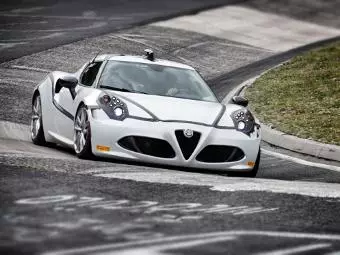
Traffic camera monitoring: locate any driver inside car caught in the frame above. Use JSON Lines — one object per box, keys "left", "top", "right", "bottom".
{"left": 164, "top": 71, "right": 199, "bottom": 98}
{"left": 165, "top": 72, "right": 181, "bottom": 96}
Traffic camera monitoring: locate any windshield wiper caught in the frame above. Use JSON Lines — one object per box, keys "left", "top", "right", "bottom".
{"left": 99, "top": 85, "right": 148, "bottom": 94}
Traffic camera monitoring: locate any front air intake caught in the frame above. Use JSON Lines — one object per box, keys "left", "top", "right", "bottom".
{"left": 196, "top": 145, "right": 245, "bottom": 163}
{"left": 175, "top": 130, "right": 201, "bottom": 160}
{"left": 118, "top": 136, "right": 175, "bottom": 158}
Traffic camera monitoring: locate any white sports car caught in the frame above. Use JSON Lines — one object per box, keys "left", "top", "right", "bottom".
{"left": 31, "top": 50, "right": 261, "bottom": 177}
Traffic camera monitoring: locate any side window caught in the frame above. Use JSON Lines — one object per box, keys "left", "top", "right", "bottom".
{"left": 80, "top": 62, "right": 102, "bottom": 86}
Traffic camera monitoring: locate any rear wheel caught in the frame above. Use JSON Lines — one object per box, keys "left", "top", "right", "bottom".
{"left": 74, "top": 105, "right": 92, "bottom": 159}
{"left": 31, "top": 94, "right": 46, "bottom": 145}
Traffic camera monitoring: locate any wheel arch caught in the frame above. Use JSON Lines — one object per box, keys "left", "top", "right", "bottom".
{"left": 32, "top": 89, "right": 40, "bottom": 104}
{"left": 74, "top": 101, "right": 87, "bottom": 120}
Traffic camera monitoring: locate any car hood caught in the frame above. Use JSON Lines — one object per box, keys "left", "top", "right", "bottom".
{"left": 107, "top": 91, "right": 224, "bottom": 125}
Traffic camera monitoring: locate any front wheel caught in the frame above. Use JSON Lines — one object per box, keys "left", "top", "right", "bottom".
{"left": 31, "top": 94, "right": 46, "bottom": 146}
{"left": 74, "top": 105, "right": 92, "bottom": 159}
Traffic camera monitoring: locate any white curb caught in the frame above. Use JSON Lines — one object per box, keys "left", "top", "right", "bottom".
{"left": 0, "top": 121, "right": 30, "bottom": 142}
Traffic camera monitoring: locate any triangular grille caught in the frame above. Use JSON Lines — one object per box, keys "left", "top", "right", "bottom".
{"left": 175, "top": 130, "right": 201, "bottom": 160}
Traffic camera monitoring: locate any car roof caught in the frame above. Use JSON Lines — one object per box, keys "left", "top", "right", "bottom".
{"left": 94, "top": 54, "right": 195, "bottom": 70}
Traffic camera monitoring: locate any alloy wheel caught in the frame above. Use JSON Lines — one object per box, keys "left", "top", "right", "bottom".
{"left": 74, "top": 107, "right": 89, "bottom": 154}
{"left": 31, "top": 96, "right": 41, "bottom": 139}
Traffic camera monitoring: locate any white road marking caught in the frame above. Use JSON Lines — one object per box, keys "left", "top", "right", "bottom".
{"left": 262, "top": 149, "right": 340, "bottom": 173}
{"left": 95, "top": 171, "right": 340, "bottom": 198}
{"left": 43, "top": 230, "right": 340, "bottom": 255}
{"left": 153, "top": 5, "right": 340, "bottom": 52}
{"left": 232, "top": 207, "right": 278, "bottom": 215}
{"left": 16, "top": 195, "right": 76, "bottom": 205}
{"left": 15, "top": 195, "right": 277, "bottom": 218}
{"left": 115, "top": 236, "right": 237, "bottom": 255}
{"left": 81, "top": 166, "right": 159, "bottom": 174}
{"left": 256, "top": 243, "right": 331, "bottom": 255}
{"left": 210, "top": 179, "right": 340, "bottom": 198}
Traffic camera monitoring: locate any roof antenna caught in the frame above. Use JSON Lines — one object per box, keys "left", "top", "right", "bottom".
{"left": 144, "top": 49, "right": 154, "bottom": 61}
{"left": 90, "top": 51, "right": 101, "bottom": 63}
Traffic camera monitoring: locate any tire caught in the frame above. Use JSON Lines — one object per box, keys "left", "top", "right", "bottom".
{"left": 74, "top": 105, "right": 93, "bottom": 159}
{"left": 31, "top": 94, "right": 46, "bottom": 146}
{"left": 229, "top": 148, "right": 261, "bottom": 178}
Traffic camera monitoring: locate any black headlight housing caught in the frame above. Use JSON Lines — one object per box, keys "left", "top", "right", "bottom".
{"left": 231, "top": 109, "right": 255, "bottom": 136}
{"left": 97, "top": 93, "right": 129, "bottom": 121}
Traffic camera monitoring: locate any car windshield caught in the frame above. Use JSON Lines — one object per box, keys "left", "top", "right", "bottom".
{"left": 98, "top": 60, "right": 218, "bottom": 102}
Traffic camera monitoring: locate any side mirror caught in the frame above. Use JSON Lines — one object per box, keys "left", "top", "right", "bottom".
{"left": 55, "top": 75, "right": 78, "bottom": 99}
{"left": 232, "top": 96, "right": 248, "bottom": 107}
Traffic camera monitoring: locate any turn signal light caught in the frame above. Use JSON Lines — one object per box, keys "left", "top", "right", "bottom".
{"left": 247, "top": 161, "right": 255, "bottom": 167}
{"left": 96, "top": 145, "right": 110, "bottom": 152}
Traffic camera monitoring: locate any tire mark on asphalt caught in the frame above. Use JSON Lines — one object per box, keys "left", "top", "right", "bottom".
{"left": 10, "top": 7, "right": 47, "bottom": 14}
{"left": 0, "top": 21, "right": 107, "bottom": 32}
{"left": 9, "top": 65, "right": 50, "bottom": 73}
{"left": 0, "top": 32, "right": 64, "bottom": 42}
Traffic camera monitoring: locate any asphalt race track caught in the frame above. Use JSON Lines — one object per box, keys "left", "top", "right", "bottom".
{"left": 1, "top": 1, "right": 340, "bottom": 254}
{"left": 0, "top": 0, "right": 241, "bottom": 62}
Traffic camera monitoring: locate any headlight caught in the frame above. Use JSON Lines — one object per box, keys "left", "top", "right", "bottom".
{"left": 97, "top": 93, "right": 129, "bottom": 121}
{"left": 237, "top": 121, "right": 246, "bottom": 130}
{"left": 231, "top": 109, "right": 255, "bottom": 136}
{"left": 113, "top": 107, "right": 124, "bottom": 117}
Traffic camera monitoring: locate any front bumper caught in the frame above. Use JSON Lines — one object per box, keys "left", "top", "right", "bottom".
{"left": 90, "top": 110, "right": 261, "bottom": 171}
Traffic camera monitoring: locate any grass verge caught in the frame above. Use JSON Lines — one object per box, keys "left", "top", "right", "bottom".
{"left": 245, "top": 41, "right": 340, "bottom": 146}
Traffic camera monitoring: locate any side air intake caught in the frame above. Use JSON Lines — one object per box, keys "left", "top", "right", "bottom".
{"left": 196, "top": 145, "right": 245, "bottom": 163}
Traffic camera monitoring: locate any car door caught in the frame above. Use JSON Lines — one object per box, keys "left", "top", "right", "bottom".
{"left": 54, "top": 61, "right": 103, "bottom": 144}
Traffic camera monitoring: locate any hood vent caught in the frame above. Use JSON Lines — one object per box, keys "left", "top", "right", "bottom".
{"left": 175, "top": 130, "right": 201, "bottom": 160}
